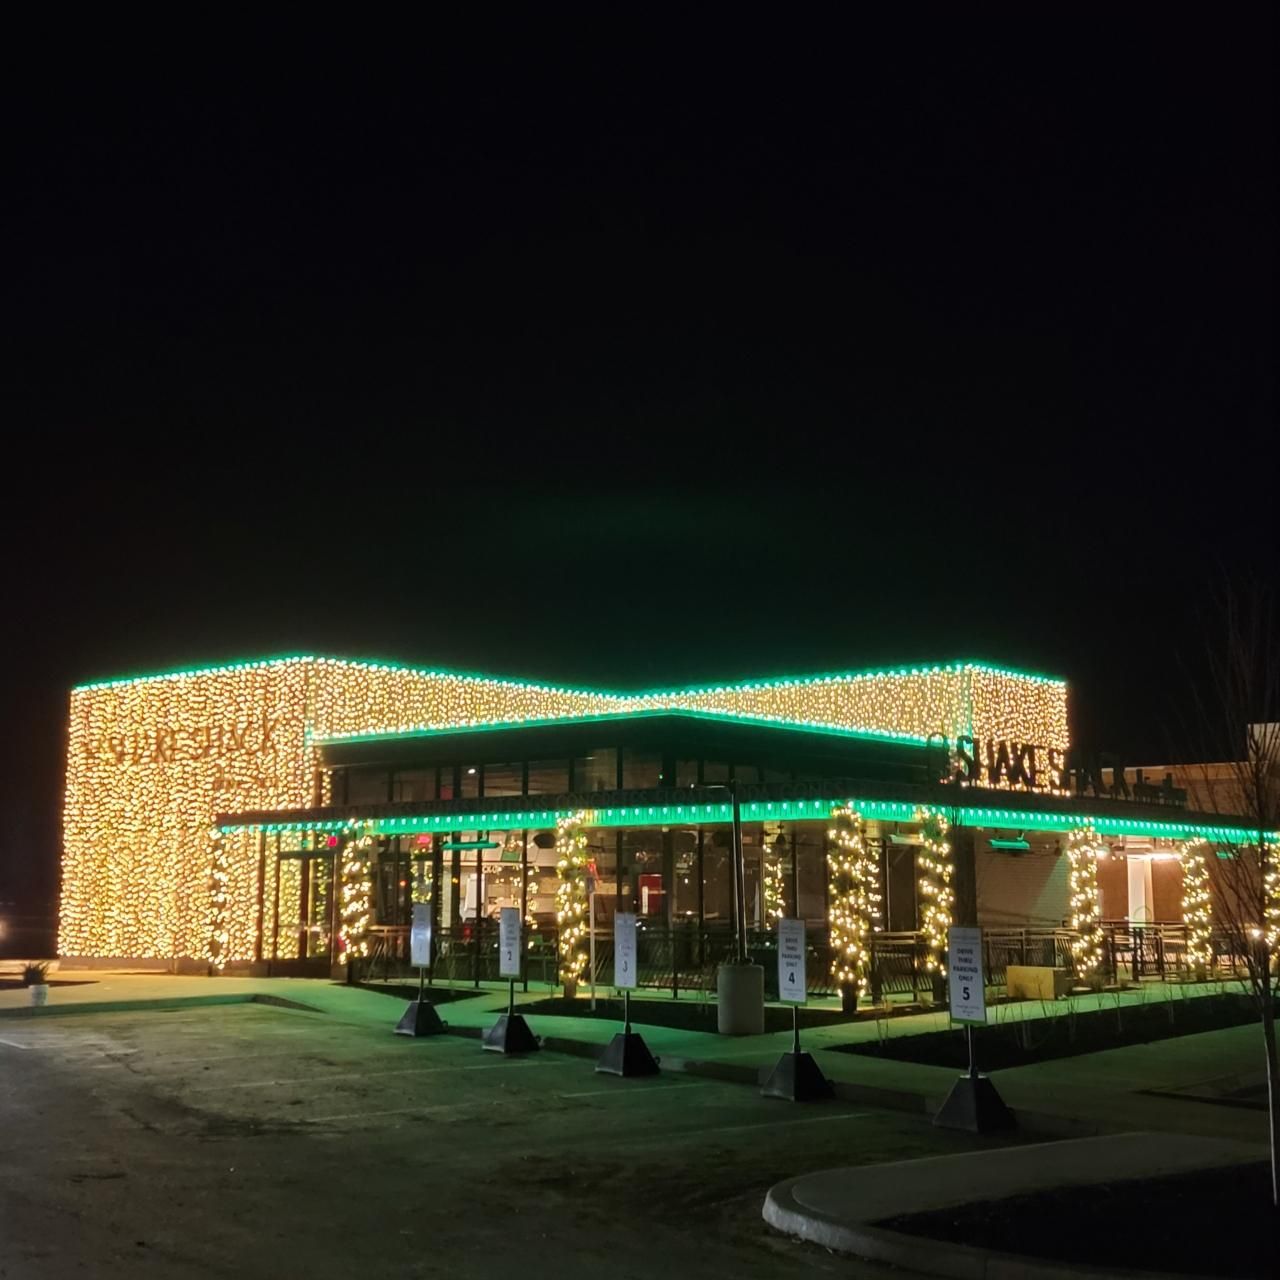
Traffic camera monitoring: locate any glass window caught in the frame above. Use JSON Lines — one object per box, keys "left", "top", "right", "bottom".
{"left": 527, "top": 760, "right": 570, "bottom": 795}
{"left": 347, "top": 768, "right": 389, "bottom": 806}
{"left": 392, "top": 770, "right": 434, "bottom": 803}
{"left": 671, "top": 828, "right": 699, "bottom": 920}
{"left": 794, "top": 823, "right": 828, "bottom": 924}
{"left": 438, "top": 768, "right": 456, "bottom": 801}
{"left": 762, "top": 766, "right": 791, "bottom": 785}
{"left": 702, "top": 827, "right": 734, "bottom": 924}
{"left": 734, "top": 764, "right": 760, "bottom": 785}
{"left": 676, "top": 759, "right": 699, "bottom": 788}
{"left": 740, "top": 822, "right": 766, "bottom": 929}
{"left": 622, "top": 750, "right": 662, "bottom": 789}
{"left": 585, "top": 830, "right": 618, "bottom": 927}
{"left": 620, "top": 828, "right": 665, "bottom": 917}
{"left": 573, "top": 748, "right": 617, "bottom": 792}
{"left": 527, "top": 829, "right": 559, "bottom": 923}
{"left": 461, "top": 765, "right": 479, "bottom": 798}
{"left": 483, "top": 762, "right": 522, "bottom": 797}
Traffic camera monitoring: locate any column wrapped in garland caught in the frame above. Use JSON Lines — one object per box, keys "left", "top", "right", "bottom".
{"left": 555, "top": 812, "right": 591, "bottom": 992}
{"left": 916, "top": 809, "right": 954, "bottom": 978}
{"left": 205, "top": 828, "right": 230, "bottom": 972}
{"left": 826, "top": 806, "right": 881, "bottom": 1005}
{"left": 338, "top": 830, "right": 374, "bottom": 963}
{"left": 1178, "top": 838, "right": 1214, "bottom": 974}
{"left": 763, "top": 850, "right": 787, "bottom": 924}
{"left": 1066, "top": 823, "right": 1106, "bottom": 978}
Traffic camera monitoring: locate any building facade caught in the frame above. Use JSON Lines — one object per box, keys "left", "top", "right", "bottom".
{"left": 60, "top": 655, "right": 1261, "bottom": 997}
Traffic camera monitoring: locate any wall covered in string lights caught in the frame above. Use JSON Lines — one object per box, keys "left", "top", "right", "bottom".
{"left": 61, "top": 654, "right": 1068, "bottom": 961}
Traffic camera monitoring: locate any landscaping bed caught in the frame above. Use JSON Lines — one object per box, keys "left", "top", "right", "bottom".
{"left": 516, "top": 995, "right": 859, "bottom": 1033}
{"left": 354, "top": 982, "right": 494, "bottom": 1005}
{"left": 878, "top": 1162, "right": 1276, "bottom": 1278}
{"left": 833, "top": 992, "right": 1265, "bottom": 1069}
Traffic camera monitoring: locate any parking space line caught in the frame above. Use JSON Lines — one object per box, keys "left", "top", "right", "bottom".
{"left": 629, "top": 1111, "right": 871, "bottom": 1144}
{"left": 184, "top": 1057, "right": 571, "bottom": 1092}
{"left": 0, "top": 1038, "right": 30, "bottom": 1050}
{"left": 556, "top": 1080, "right": 704, "bottom": 1099}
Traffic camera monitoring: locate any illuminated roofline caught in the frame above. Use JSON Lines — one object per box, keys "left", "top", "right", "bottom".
{"left": 218, "top": 795, "right": 1268, "bottom": 844}
{"left": 73, "top": 653, "right": 1065, "bottom": 695}
{"left": 310, "top": 707, "right": 935, "bottom": 749}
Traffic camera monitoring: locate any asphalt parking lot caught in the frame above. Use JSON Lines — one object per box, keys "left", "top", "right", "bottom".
{"left": 0, "top": 1000, "right": 990, "bottom": 1277}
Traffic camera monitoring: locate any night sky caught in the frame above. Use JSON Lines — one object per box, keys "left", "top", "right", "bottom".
{"left": 4, "top": 12, "right": 1274, "bottom": 916}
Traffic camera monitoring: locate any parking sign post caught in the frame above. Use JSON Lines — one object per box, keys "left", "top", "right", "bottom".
{"left": 761, "top": 918, "right": 833, "bottom": 1102}
{"left": 595, "top": 912, "right": 659, "bottom": 1077}
{"left": 482, "top": 907, "right": 540, "bottom": 1055}
{"left": 395, "top": 902, "right": 446, "bottom": 1037}
{"left": 933, "top": 926, "right": 1016, "bottom": 1132}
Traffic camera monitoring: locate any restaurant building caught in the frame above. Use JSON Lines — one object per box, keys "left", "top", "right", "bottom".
{"left": 60, "top": 655, "right": 1260, "bottom": 1000}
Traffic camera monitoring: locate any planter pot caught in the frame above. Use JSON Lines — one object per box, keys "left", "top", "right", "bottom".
{"left": 29, "top": 984, "right": 49, "bottom": 1008}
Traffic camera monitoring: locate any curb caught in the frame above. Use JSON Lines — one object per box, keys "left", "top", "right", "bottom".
{"left": 0, "top": 992, "right": 323, "bottom": 1020}
{"left": 763, "top": 1175, "right": 1207, "bottom": 1280}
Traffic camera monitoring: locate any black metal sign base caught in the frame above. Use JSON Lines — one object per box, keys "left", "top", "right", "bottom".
{"left": 761, "top": 1006, "right": 832, "bottom": 1101}
{"left": 482, "top": 1012, "right": 539, "bottom": 1054}
{"left": 596, "top": 1030, "right": 659, "bottom": 1077}
{"left": 394, "top": 999, "right": 446, "bottom": 1037}
{"left": 761, "top": 1050, "right": 833, "bottom": 1101}
{"left": 933, "top": 1073, "right": 1017, "bottom": 1132}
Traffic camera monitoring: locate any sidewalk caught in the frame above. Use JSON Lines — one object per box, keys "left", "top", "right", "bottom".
{"left": 1, "top": 971, "right": 1270, "bottom": 1145}
{"left": 763, "top": 1132, "right": 1261, "bottom": 1279}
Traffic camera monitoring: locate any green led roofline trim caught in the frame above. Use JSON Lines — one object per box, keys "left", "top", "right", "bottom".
{"left": 626, "top": 660, "right": 1065, "bottom": 698}
{"left": 71, "top": 653, "right": 626, "bottom": 698}
{"left": 219, "top": 799, "right": 1273, "bottom": 845}
{"left": 74, "top": 654, "right": 318, "bottom": 693}
{"left": 74, "top": 653, "right": 1064, "bottom": 695}
{"left": 310, "top": 707, "right": 936, "bottom": 749}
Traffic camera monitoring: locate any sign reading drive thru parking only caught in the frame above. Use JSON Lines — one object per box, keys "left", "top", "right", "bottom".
{"left": 498, "top": 906, "right": 522, "bottom": 979}
{"left": 777, "top": 917, "right": 807, "bottom": 1004}
{"left": 947, "top": 926, "right": 986, "bottom": 1024}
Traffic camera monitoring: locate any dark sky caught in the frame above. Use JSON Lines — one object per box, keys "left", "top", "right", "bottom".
{"left": 3, "top": 11, "right": 1274, "bottom": 912}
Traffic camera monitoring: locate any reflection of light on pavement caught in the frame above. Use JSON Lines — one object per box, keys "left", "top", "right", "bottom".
{"left": 0, "top": 917, "right": 7, "bottom": 941}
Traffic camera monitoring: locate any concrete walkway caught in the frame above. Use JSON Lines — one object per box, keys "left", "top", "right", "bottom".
{"left": 764, "top": 1132, "right": 1261, "bottom": 1279}
{"left": 1, "top": 971, "right": 1271, "bottom": 1146}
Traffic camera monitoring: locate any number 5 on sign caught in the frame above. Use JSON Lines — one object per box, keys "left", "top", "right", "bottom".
{"left": 947, "top": 925, "right": 986, "bottom": 1025}
{"left": 777, "top": 917, "right": 807, "bottom": 1004}
{"left": 614, "top": 912, "right": 637, "bottom": 989}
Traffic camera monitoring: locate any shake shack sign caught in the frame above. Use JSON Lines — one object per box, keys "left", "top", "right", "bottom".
{"left": 951, "top": 735, "right": 1067, "bottom": 791}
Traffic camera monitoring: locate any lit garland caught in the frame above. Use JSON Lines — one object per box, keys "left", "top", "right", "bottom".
{"left": 337, "top": 832, "right": 374, "bottom": 962}
{"left": 763, "top": 842, "right": 787, "bottom": 924}
{"left": 916, "top": 809, "right": 954, "bottom": 975}
{"left": 205, "top": 830, "right": 229, "bottom": 971}
{"left": 61, "top": 654, "right": 1069, "bottom": 962}
{"left": 1178, "top": 839, "right": 1214, "bottom": 972}
{"left": 555, "top": 812, "right": 591, "bottom": 988}
{"left": 1066, "top": 823, "right": 1106, "bottom": 977}
{"left": 826, "top": 806, "right": 881, "bottom": 990}
{"left": 1266, "top": 849, "right": 1280, "bottom": 953}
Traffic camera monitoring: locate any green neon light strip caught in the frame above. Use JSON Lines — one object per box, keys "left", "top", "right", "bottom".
{"left": 73, "top": 654, "right": 319, "bottom": 693}
{"left": 74, "top": 653, "right": 1064, "bottom": 695}
{"left": 311, "top": 707, "right": 934, "bottom": 749}
{"left": 219, "top": 797, "right": 1270, "bottom": 844}
{"left": 626, "top": 659, "right": 1065, "bottom": 697}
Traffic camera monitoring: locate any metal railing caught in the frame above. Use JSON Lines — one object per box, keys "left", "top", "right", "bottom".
{"left": 360, "top": 919, "right": 1259, "bottom": 994}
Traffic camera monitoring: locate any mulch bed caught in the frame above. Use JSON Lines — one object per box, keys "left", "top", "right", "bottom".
{"left": 879, "top": 1162, "right": 1277, "bottom": 1278}
{"left": 833, "top": 993, "right": 1266, "bottom": 1070}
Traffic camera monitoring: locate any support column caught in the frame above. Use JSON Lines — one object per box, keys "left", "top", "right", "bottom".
{"left": 952, "top": 825, "right": 978, "bottom": 928}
